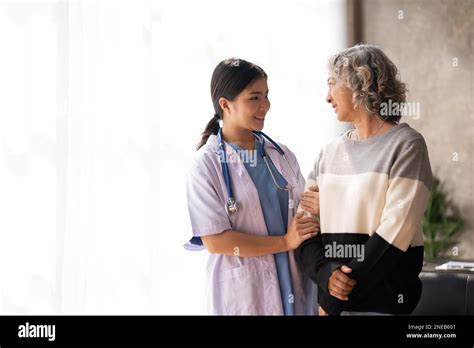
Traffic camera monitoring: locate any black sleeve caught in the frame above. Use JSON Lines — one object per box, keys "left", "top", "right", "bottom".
{"left": 317, "top": 233, "right": 405, "bottom": 315}
{"left": 295, "top": 235, "right": 344, "bottom": 297}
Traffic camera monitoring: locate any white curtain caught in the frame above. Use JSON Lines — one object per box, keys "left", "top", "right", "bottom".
{"left": 0, "top": 0, "right": 347, "bottom": 314}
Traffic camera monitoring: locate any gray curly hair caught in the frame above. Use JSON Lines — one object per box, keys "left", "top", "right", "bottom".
{"left": 328, "top": 44, "right": 407, "bottom": 122}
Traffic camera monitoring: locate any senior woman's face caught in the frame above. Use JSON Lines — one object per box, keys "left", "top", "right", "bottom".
{"left": 326, "top": 77, "right": 355, "bottom": 122}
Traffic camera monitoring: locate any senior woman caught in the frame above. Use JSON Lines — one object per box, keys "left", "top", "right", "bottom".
{"left": 296, "top": 44, "right": 432, "bottom": 316}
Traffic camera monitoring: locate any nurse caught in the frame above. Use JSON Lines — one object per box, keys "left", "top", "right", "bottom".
{"left": 186, "top": 58, "right": 318, "bottom": 315}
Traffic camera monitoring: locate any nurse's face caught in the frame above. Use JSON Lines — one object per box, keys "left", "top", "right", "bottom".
{"left": 326, "top": 76, "right": 356, "bottom": 122}
{"left": 224, "top": 77, "right": 270, "bottom": 132}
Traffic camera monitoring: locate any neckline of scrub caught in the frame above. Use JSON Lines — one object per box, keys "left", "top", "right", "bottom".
{"left": 228, "top": 142, "right": 257, "bottom": 152}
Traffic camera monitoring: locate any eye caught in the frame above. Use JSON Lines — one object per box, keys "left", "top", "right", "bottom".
{"left": 250, "top": 96, "right": 259, "bottom": 100}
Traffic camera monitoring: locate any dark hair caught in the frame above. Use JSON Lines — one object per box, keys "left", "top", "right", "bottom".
{"left": 196, "top": 58, "right": 267, "bottom": 150}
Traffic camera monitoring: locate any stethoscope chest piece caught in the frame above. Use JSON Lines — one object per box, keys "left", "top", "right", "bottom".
{"left": 225, "top": 197, "right": 238, "bottom": 214}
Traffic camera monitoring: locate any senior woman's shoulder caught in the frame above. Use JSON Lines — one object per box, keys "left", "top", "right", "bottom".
{"left": 389, "top": 122, "right": 429, "bottom": 149}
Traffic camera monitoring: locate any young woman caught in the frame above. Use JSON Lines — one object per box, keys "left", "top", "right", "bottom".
{"left": 185, "top": 58, "right": 318, "bottom": 315}
{"left": 296, "top": 44, "right": 432, "bottom": 316}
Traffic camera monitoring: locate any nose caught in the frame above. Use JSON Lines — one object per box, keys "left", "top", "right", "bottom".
{"left": 326, "top": 89, "right": 333, "bottom": 104}
{"left": 260, "top": 98, "right": 270, "bottom": 112}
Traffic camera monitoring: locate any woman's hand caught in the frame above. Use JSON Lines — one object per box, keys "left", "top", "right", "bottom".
{"left": 284, "top": 212, "right": 319, "bottom": 251}
{"left": 327, "top": 265, "right": 357, "bottom": 301}
{"left": 300, "top": 186, "right": 320, "bottom": 216}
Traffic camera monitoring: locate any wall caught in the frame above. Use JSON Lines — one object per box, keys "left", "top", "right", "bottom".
{"left": 358, "top": 0, "right": 473, "bottom": 258}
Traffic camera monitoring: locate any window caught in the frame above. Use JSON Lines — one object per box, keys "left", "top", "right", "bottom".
{"left": 0, "top": 0, "right": 347, "bottom": 314}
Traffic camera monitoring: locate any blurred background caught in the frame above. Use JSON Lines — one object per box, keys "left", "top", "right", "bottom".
{"left": 0, "top": 0, "right": 471, "bottom": 315}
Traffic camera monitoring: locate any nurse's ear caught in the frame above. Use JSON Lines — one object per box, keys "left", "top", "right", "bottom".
{"left": 219, "top": 97, "right": 232, "bottom": 115}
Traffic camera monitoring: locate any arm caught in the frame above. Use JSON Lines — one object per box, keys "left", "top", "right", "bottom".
{"left": 202, "top": 230, "right": 287, "bottom": 256}
{"left": 202, "top": 213, "right": 319, "bottom": 257}
{"left": 295, "top": 151, "right": 349, "bottom": 300}
{"left": 296, "top": 233, "right": 346, "bottom": 293}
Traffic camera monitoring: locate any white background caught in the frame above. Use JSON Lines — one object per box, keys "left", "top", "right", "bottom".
{"left": 0, "top": 0, "right": 347, "bottom": 314}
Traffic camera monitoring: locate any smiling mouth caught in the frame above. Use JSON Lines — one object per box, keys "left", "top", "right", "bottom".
{"left": 254, "top": 116, "right": 265, "bottom": 121}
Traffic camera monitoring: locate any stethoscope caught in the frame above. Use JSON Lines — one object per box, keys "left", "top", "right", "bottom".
{"left": 217, "top": 127, "right": 299, "bottom": 215}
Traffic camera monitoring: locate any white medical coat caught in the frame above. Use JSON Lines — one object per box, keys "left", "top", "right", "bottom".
{"left": 186, "top": 134, "right": 314, "bottom": 315}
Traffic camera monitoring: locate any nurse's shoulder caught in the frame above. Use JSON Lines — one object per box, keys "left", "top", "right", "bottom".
{"left": 190, "top": 134, "right": 221, "bottom": 177}
{"left": 273, "top": 141, "right": 300, "bottom": 169}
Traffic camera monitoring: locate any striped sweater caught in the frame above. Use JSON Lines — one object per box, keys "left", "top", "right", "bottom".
{"left": 295, "top": 123, "right": 432, "bottom": 315}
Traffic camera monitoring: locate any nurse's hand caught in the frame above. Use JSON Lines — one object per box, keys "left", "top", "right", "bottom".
{"left": 300, "top": 186, "right": 319, "bottom": 216}
{"left": 284, "top": 212, "right": 319, "bottom": 251}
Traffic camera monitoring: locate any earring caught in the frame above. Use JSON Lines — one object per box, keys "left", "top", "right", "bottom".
{"left": 218, "top": 119, "right": 224, "bottom": 128}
